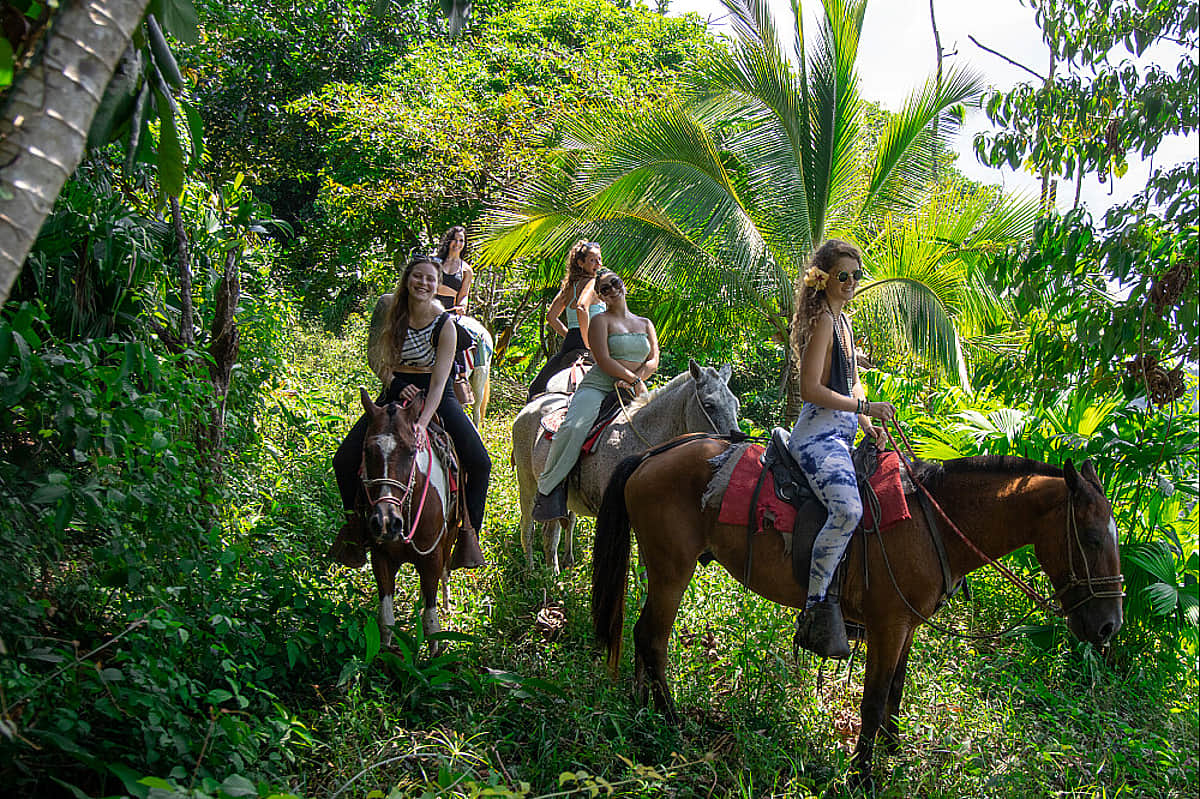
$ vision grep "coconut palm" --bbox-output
[482,0,1030,416]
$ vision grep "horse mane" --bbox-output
[915,455,1062,488]
[624,371,692,414]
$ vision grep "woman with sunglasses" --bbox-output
[532,269,659,521]
[789,238,896,659]
[526,240,607,400]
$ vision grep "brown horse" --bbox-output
[592,437,1124,788]
[358,388,461,650]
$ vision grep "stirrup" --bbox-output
[532,482,568,522]
[450,524,486,570]
[793,599,851,660]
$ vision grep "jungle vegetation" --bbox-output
[0,0,1196,797]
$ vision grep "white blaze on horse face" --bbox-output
[371,433,398,498]
[1108,517,1118,546]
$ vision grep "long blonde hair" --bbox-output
[790,239,862,365]
[369,255,438,380]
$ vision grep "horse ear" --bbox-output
[1081,458,1101,485]
[689,358,701,380]
[360,387,377,413]
[1063,458,1080,493]
[718,363,732,384]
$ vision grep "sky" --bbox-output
[667,0,1198,216]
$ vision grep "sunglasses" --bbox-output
[597,276,624,296]
[836,269,864,283]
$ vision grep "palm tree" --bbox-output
[482,0,1029,417]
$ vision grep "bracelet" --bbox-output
[856,398,868,414]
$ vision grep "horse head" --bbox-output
[685,359,740,435]
[359,387,425,545]
[1036,458,1124,647]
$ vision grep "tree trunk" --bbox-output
[0,0,151,308]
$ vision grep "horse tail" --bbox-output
[592,453,644,676]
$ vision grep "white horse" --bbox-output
[455,315,493,428]
[512,360,740,573]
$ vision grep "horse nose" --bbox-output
[1097,616,1121,645]
[368,512,384,539]
[389,516,406,540]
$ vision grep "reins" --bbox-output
[615,377,724,448]
[880,418,1123,619]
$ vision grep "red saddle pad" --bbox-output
[717,445,910,534]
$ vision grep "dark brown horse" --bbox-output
[358,389,461,650]
[592,437,1124,788]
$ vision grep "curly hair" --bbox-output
[790,239,863,365]
[436,226,468,263]
[370,254,439,380]
[559,240,600,293]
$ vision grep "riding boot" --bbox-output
[450,524,486,570]
[793,598,851,659]
[532,481,568,522]
[328,512,368,569]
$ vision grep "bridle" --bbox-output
[1053,497,1126,615]
[360,404,446,555]
[615,374,728,449]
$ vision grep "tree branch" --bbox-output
[968,35,1045,81]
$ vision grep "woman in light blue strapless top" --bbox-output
[532,269,660,521]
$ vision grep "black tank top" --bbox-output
[828,312,855,397]
[440,268,464,292]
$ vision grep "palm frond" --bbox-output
[864,64,986,215]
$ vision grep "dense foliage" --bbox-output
[0,0,1196,797]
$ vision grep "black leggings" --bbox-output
[527,329,588,401]
[333,373,492,531]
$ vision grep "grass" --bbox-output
[204,321,1200,797]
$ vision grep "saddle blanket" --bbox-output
[539,396,624,454]
[716,444,910,534]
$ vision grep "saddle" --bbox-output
[539,386,636,455]
[714,429,910,596]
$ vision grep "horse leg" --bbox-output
[851,623,912,791]
[516,463,538,571]
[472,368,490,425]
[561,511,577,570]
[543,518,562,575]
[371,549,397,650]
[632,565,695,722]
[882,635,915,755]
[419,559,444,655]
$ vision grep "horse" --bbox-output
[357,388,464,650]
[592,438,1124,789]
[512,360,740,574]
[455,315,493,428]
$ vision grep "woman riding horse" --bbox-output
[526,241,607,400]
[790,239,896,658]
[329,254,490,569]
[532,269,659,522]
[435,225,477,404]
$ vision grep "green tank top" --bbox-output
[607,331,651,362]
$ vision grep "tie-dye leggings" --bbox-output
[787,401,862,606]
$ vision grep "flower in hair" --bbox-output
[803,265,829,290]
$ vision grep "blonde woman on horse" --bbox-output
[790,239,896,658]
[526,241,607,400]
[532,269,659,522]
[329,254,490,569]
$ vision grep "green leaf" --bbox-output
[218,775,258,797]
[0,37,13,88]
[365,617,381,664]
[156,0,200,45]
[154,91,185,198]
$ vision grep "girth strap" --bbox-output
[915,488,953,604]
[744,464,770,586]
